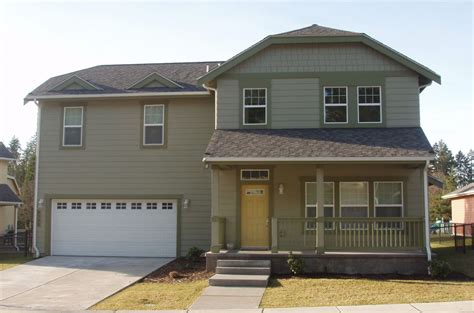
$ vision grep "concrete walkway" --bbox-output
[189,286,266,310]
[0,256,173,311]
[0,300,473,312]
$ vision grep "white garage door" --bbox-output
[51,199,177,257]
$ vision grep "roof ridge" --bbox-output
[94,61,224,67]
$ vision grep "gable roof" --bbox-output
[25,61,222,102]
[198,24,441,86]
[0,142,15,161]
[49,74,103,92]
[0,184,22,205]
[203,127,434,162]
[442,183,474,200]
[127,72,183,89]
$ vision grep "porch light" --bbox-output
[183,198,190,209]
[278,183,284,195]
[38,199,44,210]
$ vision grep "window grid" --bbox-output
[86,202,96,210]
[240,169,270,181]
[63,106,83,147]
[131,202,142,210]
[147,202,158,210]
[143,104,164,146]
[71,202,82,210]
[243,88,267,125]
[116,202,127,210]
[324,87,348,124]
[101,202,111,210]
[339,182,369,230]
[305,182,335,230]
[358,86,382,123]
[374,181,404,229]
[56,202,67,210]
[162,202,173,210]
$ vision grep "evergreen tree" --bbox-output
[468,149,474,183]
[7,136,21,176]
[433,140,455,176]
[454,150,470,188]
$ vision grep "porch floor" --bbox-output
[210,249,426,256]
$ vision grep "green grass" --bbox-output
[261,277,474,308]
[0,254,33,271]
[92,280,208,310]
[431,237,474,278]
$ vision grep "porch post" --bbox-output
[13,205,19,251]
[316,166,325,254]
[210,166,221,253]
[423,161,432,261]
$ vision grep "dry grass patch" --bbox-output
[431,238,474,278]
[261,276,474,308]
[0,254,33,271]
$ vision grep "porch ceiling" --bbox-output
[204,127,434,163]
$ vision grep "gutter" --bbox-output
[423,160,432,262]
[24,91,210,104]
[203,156,435,163]
[32,101,41,258]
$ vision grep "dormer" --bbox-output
[127,72,183,89]
[49,75,102,92]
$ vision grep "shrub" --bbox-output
[428,259,452,278]
[186,246,205,262]
[287,251,305,275]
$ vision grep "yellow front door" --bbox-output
[241,185,269,248]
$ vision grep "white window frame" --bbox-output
[240,169,270,181]
[323,86,348,125]
[374,181,404,230]
[357,86,382,124]
[339,181,369,230]
[63,106,83,147]
[305,182,335,230]
[242,88,267,126]
[143,104,165,146]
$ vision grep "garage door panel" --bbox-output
[51,199,177,257]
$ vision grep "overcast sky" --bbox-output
[0,1,472,153]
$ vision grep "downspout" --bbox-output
[202,82,217,130]
[32,100,41,257]
[423,160,432,261]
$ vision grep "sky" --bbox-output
[0,1,472,153]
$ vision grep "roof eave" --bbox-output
[203,156,434,163]
[442,190,474,200]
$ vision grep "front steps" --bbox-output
[209,259,271,287]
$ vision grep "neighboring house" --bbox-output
[25,25,440,274]
[442,183,474,235]
[0,142,22,241]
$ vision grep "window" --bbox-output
[101,202,111,210]
[56,202,67,210]
[162,202,173,210]
[340,182,369,229]
[116,202,127,210]
[86,202,96,210]
[147,202,158,210]
[243,88,267,125]
[358,86,382,123]
[131,202,142,210]
[144,104,164,145]
[71,202,82,210]
[374,182,403,229]
[63,107,83,146]
[305,182,334,230]
[324,87,347,124]
[241,169,270,181]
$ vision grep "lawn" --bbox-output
[92,257,211,310]
[0,254,33,271]
[431,237,474,278]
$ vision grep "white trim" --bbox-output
[323,86,348,125]
[242,88,267,126]
[0,201,23,205]
[24,91,210,103]
[126,72,184,89]
[32,102,41,258]
[143,104,165,146]
[240,169,270,181]
[49,74,102,92]
[374,181,404,230]
[357,86,382,124]
[424,161,432,261]
[203,156,434,163]
[62,106,83,147]
[442,189,474,200]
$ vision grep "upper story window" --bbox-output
[358,86,382,123]
[63,107,83,146]
[324,87,347,124]
[243,88,267,125]
[144,104,164,145]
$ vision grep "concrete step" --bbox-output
[216,266,271,275]
[217,259,271,268]
[209,274,269,287]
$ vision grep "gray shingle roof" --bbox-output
[0,184,22,204]
[274,24,360,37]
[0,142,15,160]
[27,61,223,97]
[442,183,474,200]
[204,127,434,160]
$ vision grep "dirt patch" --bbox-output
[143,257,212,283]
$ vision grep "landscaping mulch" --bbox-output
[143,257,212,283]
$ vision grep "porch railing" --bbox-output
[274,217,425,252]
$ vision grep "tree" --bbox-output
[432,140,455,176]
[454,150,470,188]
[7,136,21,176]
[468,149,474,183]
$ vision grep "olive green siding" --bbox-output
[36,96,214,256]
[385,76,420,127]
[213,164,423,248]
[228,43,409,74]
[216,79,239,129]
[271,78,320,128]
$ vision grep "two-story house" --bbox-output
[25,25,440,274]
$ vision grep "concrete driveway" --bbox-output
[0,256,172,311]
